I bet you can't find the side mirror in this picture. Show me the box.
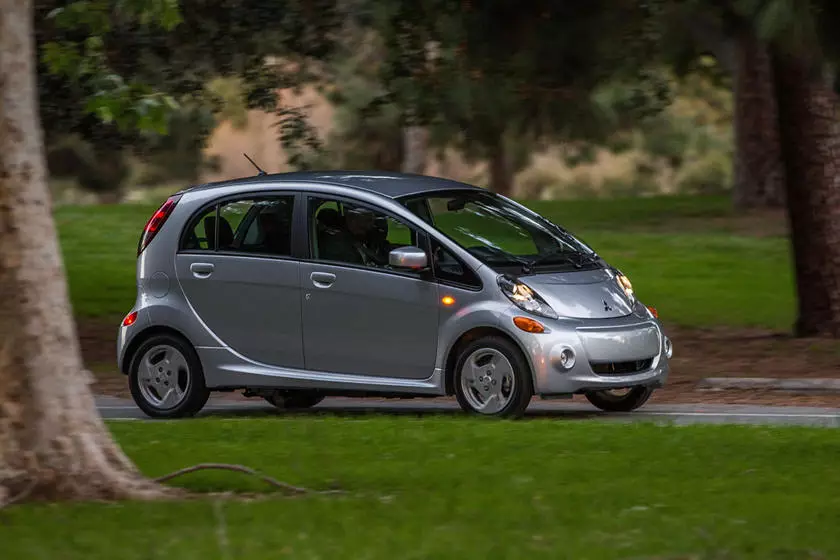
[389,246,428,270]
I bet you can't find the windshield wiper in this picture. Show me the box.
[577,252,601,266]
[525,250,583,271]
[525,250,602,272]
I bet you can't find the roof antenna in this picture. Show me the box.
[243,153,267,176]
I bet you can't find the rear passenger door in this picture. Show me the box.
[176,193,304,368]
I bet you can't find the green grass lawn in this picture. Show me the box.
[57,194,794,329]
[3,417,839,559]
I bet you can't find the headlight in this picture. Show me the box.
[616,272,634,302]
[497,274,558,319]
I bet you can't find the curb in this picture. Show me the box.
[698,377,840,393]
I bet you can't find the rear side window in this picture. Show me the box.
[182,207,217,251]
[181,195,295,257]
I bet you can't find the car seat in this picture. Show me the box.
[203,216,234,250]
[258,210,291,255]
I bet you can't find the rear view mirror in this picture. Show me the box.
[447,198,467,211]
[389,246,428,270]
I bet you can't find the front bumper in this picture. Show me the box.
[518,314,671,396]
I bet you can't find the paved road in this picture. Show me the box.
[96,395,840,427]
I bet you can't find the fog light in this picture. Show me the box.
[558,347,576,370]
[663,336,673,359]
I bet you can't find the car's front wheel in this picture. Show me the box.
[584,387,654,412]
[128,333,210,419]
[263,391,324,410]
[454,336,533,418]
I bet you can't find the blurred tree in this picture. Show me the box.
[370,0,671,196]
[661,1,785,209]
[1,0,174,504]
[321,25,405,171]
[746,0,840,337]
[35,0,340,197]
[0,0,338,503]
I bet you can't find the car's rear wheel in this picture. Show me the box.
[263,391,324,410]
[128,333,210,419]
[454,336,533,418]
[584,387,653,412]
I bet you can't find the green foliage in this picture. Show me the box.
[319,28,404,170]
[676,152,733,195]
[352,0,676,184]
[43,0,181,134]
[37,0,342,192]
[276,106,329,170]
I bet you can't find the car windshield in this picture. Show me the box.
[402,190,599,272]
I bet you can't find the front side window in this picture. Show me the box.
[403,191,597,272]
[431,239,482,289]
[181,195,295,257]
[309,196,421,271]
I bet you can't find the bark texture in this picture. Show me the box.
[772,48,840,337]
[400,126,428,174]
[732,31,786,209]
[0,0,167,502]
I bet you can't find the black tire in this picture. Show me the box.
[263,391,324,410]
[584,387,654,412]
[128,333,210,419]
[453,335,533,419]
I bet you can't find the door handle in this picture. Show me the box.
[310,271,336,288]
[190,262,214,278]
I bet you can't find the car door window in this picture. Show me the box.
[181,195,295,256]
[431,239,482,290]
[309,196,422,271]
[182,206,218,250]
[229,197,295,256]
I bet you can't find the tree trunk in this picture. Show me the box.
[488,137,513,196]
[732,30,786,209]
[401,126,428,174]
[772,47,840,337]
[0,0,167,503]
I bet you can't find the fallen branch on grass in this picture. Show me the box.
[154,463,343,496]
[0,480,36,510]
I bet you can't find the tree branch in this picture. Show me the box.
[153,463,342,497]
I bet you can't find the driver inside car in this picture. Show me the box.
[319,206,387,267]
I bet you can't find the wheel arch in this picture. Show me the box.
[443,326,533,396]
[120,325,195,375]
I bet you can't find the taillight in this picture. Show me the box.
[137,195,181,256]
[123,311,138,326]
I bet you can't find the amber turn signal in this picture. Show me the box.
[513,316,545,333]
[646,305,658,319]
[441,295,456,306]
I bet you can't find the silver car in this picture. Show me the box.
[118,171,672,419]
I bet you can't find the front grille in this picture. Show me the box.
[590,358,654,376]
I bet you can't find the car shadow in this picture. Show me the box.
[197,402,608,421]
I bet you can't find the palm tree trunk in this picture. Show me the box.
[772,47,840,337]
[0,0,166,502]
[732,30,785,209]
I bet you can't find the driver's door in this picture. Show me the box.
[300,195,440,379]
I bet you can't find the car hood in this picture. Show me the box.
[518,268,634,319]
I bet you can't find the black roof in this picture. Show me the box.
[182,170,484,199]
